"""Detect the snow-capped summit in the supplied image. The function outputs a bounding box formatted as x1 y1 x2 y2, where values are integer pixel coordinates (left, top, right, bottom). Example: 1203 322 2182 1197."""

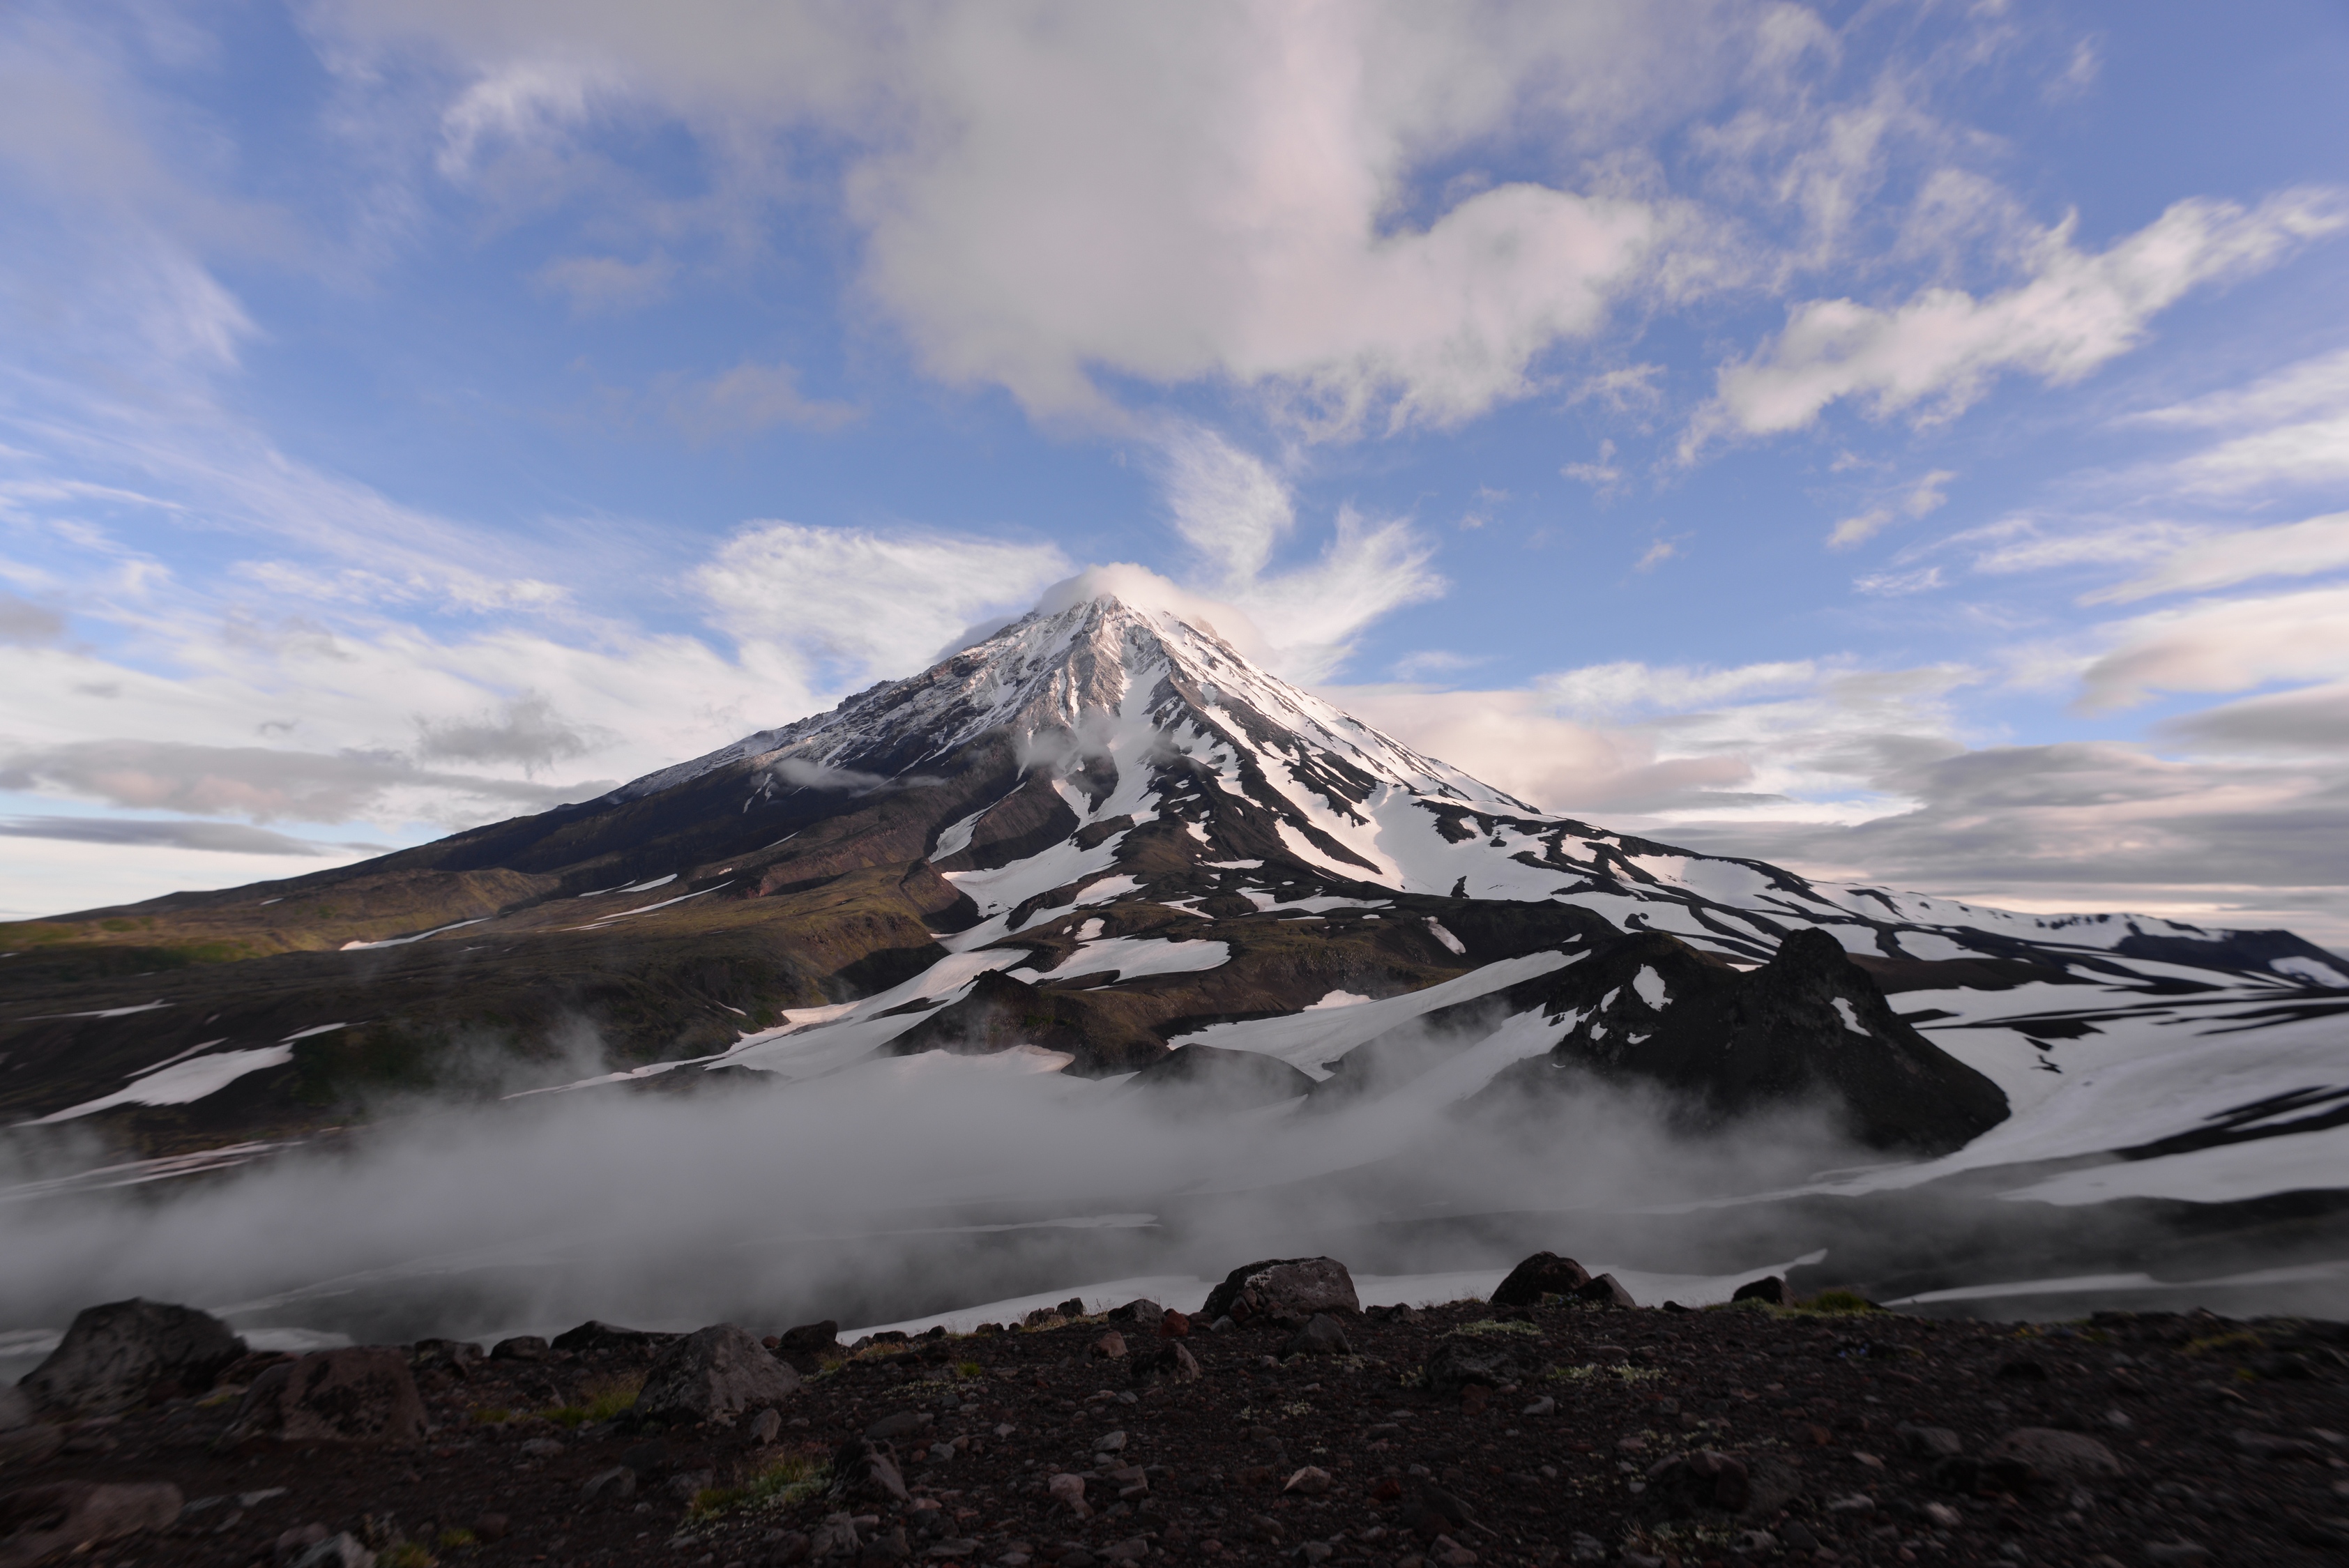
615 583 1521 817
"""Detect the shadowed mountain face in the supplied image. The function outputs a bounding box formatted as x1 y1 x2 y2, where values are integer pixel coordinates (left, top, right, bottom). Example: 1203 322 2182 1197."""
3 592 2342 1162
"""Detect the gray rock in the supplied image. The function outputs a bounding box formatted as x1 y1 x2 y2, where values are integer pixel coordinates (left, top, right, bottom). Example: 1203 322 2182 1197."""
580 1466 637 1500
1984 1427 2124 1481
667 1469 715 1505
865 1410 929 1443
1731 1276 1793 1307
19 1299 245 1417
228 1349 428 1445
829 1438 911 1505
750 1407 783 1444
1127 1342 1200 1387
1575 1274 1637 1309
634 1323 800 1427
1898 1422 1964 1457
1283 1314 1353 1357
1105 1299 1164 1325
1423 1339 1522 1395
287 1534 376 1568
1199 1257 1360 1323
1094 1429 1127 1454
518 1438 565 1459
0 1480 183 1568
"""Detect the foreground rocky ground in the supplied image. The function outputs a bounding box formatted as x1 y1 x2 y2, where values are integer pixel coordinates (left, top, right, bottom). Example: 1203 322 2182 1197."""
4 1260 2348 1568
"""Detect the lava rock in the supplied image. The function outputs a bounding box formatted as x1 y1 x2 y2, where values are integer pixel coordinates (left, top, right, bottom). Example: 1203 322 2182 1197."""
1199 1257 1360 1323
632 1323 801 1427
1490 1252 1592 1307
18 1299 244 1416
227 1348 428 1445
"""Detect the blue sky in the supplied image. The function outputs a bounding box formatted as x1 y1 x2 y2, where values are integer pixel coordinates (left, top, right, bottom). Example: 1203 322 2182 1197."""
3 0 2348 945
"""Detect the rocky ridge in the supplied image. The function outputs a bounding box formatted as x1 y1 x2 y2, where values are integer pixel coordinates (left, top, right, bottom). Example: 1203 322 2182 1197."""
6 1262 2349 1568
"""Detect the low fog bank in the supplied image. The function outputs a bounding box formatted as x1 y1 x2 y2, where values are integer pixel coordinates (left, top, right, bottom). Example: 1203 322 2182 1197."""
1 1046 2342 1360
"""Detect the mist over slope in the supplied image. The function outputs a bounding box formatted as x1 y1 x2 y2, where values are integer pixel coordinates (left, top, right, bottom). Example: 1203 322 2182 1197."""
3 580 2346 1342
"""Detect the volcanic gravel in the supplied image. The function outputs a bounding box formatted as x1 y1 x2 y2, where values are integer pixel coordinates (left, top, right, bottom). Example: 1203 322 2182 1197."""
10 1296 2349 1567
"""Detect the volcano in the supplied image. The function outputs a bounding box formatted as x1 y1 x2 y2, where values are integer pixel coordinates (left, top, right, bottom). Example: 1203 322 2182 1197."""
5 584 2346 1175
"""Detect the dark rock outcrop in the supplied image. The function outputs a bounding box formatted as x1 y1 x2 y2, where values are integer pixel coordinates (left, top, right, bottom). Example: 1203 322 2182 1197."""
1200 1257 1359 1324
1423 1339 1523 1395
18 1299 244 1417
1731 1275 1795 1307
1125 1044 1315 1107
633 1324 800 1427
1492 929 2009 1152
1489 1252 1591 1307
227 1348 427 1445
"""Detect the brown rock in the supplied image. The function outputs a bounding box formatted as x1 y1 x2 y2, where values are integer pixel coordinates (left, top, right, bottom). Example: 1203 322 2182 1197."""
0 1480 183 1568
229 1348 428 1445
1159 1310 1191 1339
1092 1332 1129 1360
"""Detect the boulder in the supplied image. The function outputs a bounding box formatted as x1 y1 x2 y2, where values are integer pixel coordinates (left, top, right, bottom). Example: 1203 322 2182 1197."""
18 1299 245 1416
1200 1257 1360 1324
1731 1276 1794 1307
634 1324 801 1427
773 1320 841 1373
1105 1299 1165 1325
1282 1314 1353 1357
227 1348 428 1445
0 1481 183 1568
489 1335 551 1362
1576 1274 1638 1309
1490 1253 1592 1307
1090 1332 1129 1360
1424 1339 1524 1395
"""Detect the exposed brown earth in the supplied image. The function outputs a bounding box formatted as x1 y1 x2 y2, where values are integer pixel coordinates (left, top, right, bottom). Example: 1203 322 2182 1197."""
8 1275 2348 1568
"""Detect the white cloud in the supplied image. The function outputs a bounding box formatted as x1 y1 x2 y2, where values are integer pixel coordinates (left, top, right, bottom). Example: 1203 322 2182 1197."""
1562 438 1625 492
2160 680 2349 757
533 252 676 314
1633 539 1680 572
1539 659 1822 716
2088 511 2349 604
662 360 862 439
694 522 1073 680
2077 584 2349 712
2124 348 2349 496
314 1 1825 434
1691 190 2346 450
1149 427 1444 681
1827 467 1953 549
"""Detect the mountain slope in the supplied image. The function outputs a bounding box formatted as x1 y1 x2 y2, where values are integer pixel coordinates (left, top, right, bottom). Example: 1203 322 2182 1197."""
4 590 2343 1173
